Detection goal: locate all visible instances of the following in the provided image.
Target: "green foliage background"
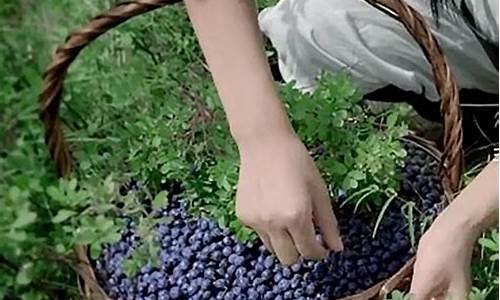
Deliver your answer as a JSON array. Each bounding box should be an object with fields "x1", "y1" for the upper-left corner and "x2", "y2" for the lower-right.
[{"x1": 0, "y1": 0, "x2": 497, "y2": 299}]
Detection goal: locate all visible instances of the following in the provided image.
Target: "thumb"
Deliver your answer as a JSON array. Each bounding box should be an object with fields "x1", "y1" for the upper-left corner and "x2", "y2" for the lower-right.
[{"x1": 310, "y1": 179, "x2": 343, "y2": 251}]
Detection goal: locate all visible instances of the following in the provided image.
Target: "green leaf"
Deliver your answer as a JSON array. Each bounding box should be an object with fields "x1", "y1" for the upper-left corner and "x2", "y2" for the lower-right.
[
  {"x1": 479, "y1": 238, "x2": 498, "y2": 252},
  {"x1": 55, "y1": 244, "x2": 66, "y2": 254},
  {"x1": 153, "y1": 191, "x2": 168, "y2": 210},
  {"x1": 74, "y1": 228, "x2": 97, "y2": 244},
  {"x1": 5, "y1": 230, "x2": 27, "y2": 242},
  {"x1": 8, "y1": 186, "x2": 21, "y2": 200},
  {"x1": 16, "y1": 263, "x2": 33, "y2": 285},
  {"x1": 46, "y1": 186, "x2": 63, "y2": 202},
  {"x1": 52, "y1": 209, "x2": 77, "y2": 223},
  {"x1": 221, "y1": 177, "x2": 232, "y2": 191},
  {"x1": 349, "y1": 170, "x2": 366, "y2": 181},
  {"x1": 90, "y1": 243, "x2": 102, "y2": 260},
  {"x1": 387, "y1": 111, "x2": 399, "y2": 128},
  {"x1": 152, "y1": 136, "x2": 161, "y2": 148},
  {"x1": 68, "y1": 178, "x2": 77, "y2": 191},
  {"x1": 12, "y1": 208, "x2": 36, "y2": 229},
  {"x1": 342, "y1": 178, "x2": 358, "y2": 190},
  {"x1": 330, "y1": 160, "x2": 347, "y2": 175},
  {"x1": 123, "y1": 259, "x2": 141, "y2": 278}
]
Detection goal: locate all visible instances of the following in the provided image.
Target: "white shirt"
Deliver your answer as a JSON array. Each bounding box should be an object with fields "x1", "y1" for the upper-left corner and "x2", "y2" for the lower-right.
[{"x1": 259, "y1": 0, "x2": 498, "y2": 101}]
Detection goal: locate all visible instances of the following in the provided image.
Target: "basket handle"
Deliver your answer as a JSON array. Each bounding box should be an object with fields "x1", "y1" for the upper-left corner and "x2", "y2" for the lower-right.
[{"x1": 364, "y1": 0, "x2": 463, "y2": 193}]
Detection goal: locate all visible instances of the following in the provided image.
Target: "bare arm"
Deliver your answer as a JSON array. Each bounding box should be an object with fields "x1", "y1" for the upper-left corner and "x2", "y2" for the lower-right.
[
  {"x1": 184, "y1": 0, "x2": 291, "y2": 143},
  {"x1": 443, "y1": 160, "x2": 499, "y2": 235},
  {"x1": 411, "y1": 160, "x2": 499, "y2": 299},
  {"x1": 184, "y1": 0, "x2": 343, "y2": 265}
]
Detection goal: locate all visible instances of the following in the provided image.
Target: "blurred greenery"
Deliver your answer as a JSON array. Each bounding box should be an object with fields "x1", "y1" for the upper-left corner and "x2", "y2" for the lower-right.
[{"x1": 0, "y1": 0, "x2": 497, "y2": 299}]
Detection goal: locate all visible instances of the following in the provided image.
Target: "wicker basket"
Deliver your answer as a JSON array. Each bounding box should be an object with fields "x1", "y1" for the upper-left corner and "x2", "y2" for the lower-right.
[{"x1": 39, "y1": 0, "x2": 464, "y2": 299}]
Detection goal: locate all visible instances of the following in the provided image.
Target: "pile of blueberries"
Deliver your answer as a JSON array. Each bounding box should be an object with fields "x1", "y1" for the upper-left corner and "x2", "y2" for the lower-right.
[
  {"x1": 96, "y1": 142, "x2": 444, "y2": 300},
  {"x1": 400, "y1": 142, "x2": 444, "y2": 215}
]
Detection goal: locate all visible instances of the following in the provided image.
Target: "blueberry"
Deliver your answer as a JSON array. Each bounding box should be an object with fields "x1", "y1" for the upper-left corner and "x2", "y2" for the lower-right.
[
  {"x1": 363, "y1": 278, "x2": 374, "y2": 288},
  {"x1": 368, "y1": 264, "x2": 378, "y2": 274},
  {"x1": 211, "y1": 251, "x2": 223, "y2": 261},
  {"x1": 214, "y1": 279, "x2": 226, "y2": 289},
  {"x1": 264, "y1": 256, "x2": 274, "y2": 269},
  {"x1": 358, "y1": 266, "x2": 368, "y2": 277},
  {"x1": 247, "y1": 288, "x2": 259, "y2": 298},
  {"x1": 201, "y1": 279, "x2": 211, "y2": 290},
  {"x1": 233, "y1": 256, "x2": 245, "y2": 266},
  {"x1": 347, "y1": 281, "x2": 357, "y2": 292},
  {"x1": 222, "y1": 247, "x2": 232, "y2": 257},
  {"x1": 263, "y1": 291, "x2": 274, "y2": 300},
  {"x1": 247, "y1": 270, "x2": 257, "y2": 280},
  {"x1": 187, "y1": 284, "x2": 199, "y2": 296},
  {"x1": 232, "y1": 286, "x2": 242, "y2": 295},
  {"x1": 291, "y1": 263, "x2": 301, "y2": 272},
  {"x1": 256, "y1": 285, "x2": 266, "y2": 295},
  {"x1": 235, "y1": 267, "x2": 247, "y2": 278},
  {"x1": 224, "y1": 291, "x2": 235, "y2": 300},
  {"x1": 227, "y1": 265, "x2": 236, "y2": 276},
  {"x1": 279, "y1": 278, "x2": 291, "y2": 290},
  {"x1": 293, "y1": 288, "x2": 304, "y2": 298},
  {"x1": 305, "y1": 284, "x2": 316, "y2": 296},
  {"x1": 261, "y1": 270, "x2": 272, "y2": 280},
  {"x1": 290, "y1": 275, "x2": 301, "y2": 288},
  {"x1": 223, "y1": 237, "x2": 233, "y2": 245},
  {"x1": 179, "y1": 260, "x2": 189, "y2": 271},
  {"x1": 236, "y1": 277, "x2": 249, "y2": 289},
  {"x1": 204, "y1": 268, "x2": 215, "y2": 279},
  {"x1": 169, "y1": 287, "x2": 181, "y2": 299}
]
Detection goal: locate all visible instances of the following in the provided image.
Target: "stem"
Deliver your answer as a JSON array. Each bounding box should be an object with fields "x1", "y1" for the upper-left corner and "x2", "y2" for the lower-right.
[
  {"x1": 372, "y1": 191, "x2": 398, "y2": 238},
  {"x1": 340, "y1": 185, "x2": 377, "y2": 208},
  {"x1": 353, "y1": 189, "x2": 381, "y2": 213}
]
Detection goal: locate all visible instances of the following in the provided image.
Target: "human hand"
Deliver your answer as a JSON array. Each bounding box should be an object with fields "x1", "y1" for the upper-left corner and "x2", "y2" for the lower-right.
[
  {"x1": 410, "y1": 211, "x2": 476, "y2": 300},
  {"x1": 411, "y1": 161, "x2": 498, "y2": 300},
  {"x1": 235, "y1": 132, "x2": 343, "y2": 265}
]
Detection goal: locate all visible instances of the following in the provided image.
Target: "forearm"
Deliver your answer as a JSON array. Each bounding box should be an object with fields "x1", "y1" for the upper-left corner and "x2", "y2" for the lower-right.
[
  {"x1": 437, "y1": 160, "x2": 499, "y2": 239},
  {"x1": 184, "y1": 0, "x2": 293, "y2": 144}
]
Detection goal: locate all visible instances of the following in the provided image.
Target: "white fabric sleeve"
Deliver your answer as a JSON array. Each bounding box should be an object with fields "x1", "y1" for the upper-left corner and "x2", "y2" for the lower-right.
[
  {"x1": 259, "y1": 0, "x2": 499, "y2": 101},
  {"x1": 465, "y1": 0, "x2": 499, "y2": 45}
]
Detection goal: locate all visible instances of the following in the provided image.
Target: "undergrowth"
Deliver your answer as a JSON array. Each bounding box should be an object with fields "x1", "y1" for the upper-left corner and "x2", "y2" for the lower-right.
[{"x1": 0, "y1": 1, "x2": 497, "y2": 299}]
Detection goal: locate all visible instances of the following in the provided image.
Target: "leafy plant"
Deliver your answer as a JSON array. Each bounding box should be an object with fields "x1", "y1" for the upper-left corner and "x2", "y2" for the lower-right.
[
  {"x1": 385, "y1": 290, "x2": 410, "y2": 300},
  {"x1": 282, "y1": 74, "x2": 409, "y2": 209},
  {"x1": 472, "y1": 230, "x2": 499, "y2": 299}
]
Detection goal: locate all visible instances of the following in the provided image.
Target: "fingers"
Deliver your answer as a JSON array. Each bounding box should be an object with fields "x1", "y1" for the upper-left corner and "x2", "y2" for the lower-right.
[
  {"x1": 411, "y1": 279, "x2": 469, "y2": 300},
  {"x1": 410, "y1": 288, "x2": 443, "y2": 300},
  {"x1": 268, "y1": 230, "x2": 299, "y2": 265},
  {"x1": 410, "y1": 264, "x2": 448, "y2": 300},
  {"x1": 288, "y1": 220, "x2": 328, "y2": 260},
  {"x1": 255, "y1": 229, "x2": 274, "y2": 253},
  {"x1": 309, "y1": 179, "x2": 344, "y2": 251},
  {"x1": 410, "y1": 274, "x2": 444, "y2": 300}
]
